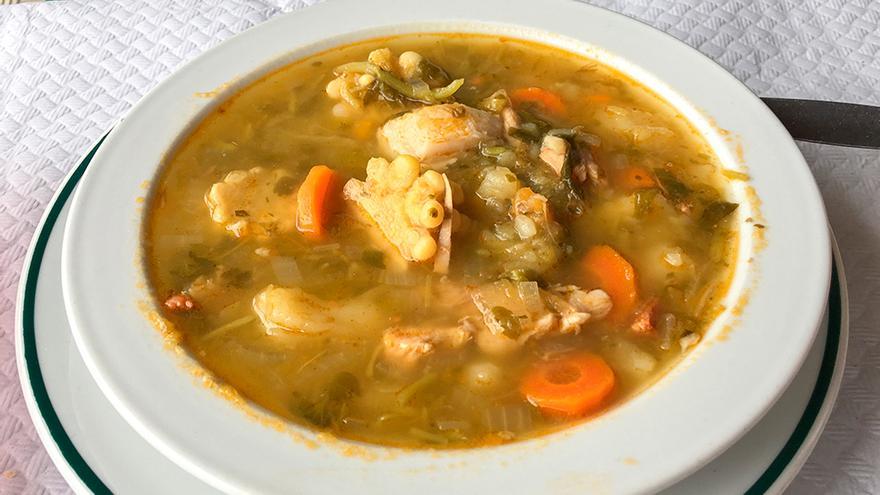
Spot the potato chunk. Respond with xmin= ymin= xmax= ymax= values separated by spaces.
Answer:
xmin=343 ymin=155 xmax=451 ymax=262
xmin=205 ymin=167 xmax=297 ymax=238
xmin=380 ymin=104 xmax=503 ymax=164
xmin=252 ymin=285 xmax=383 ymax=336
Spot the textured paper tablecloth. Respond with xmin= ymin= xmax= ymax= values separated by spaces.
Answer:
xmin=1 ymin=1 xmax=878 ymax=493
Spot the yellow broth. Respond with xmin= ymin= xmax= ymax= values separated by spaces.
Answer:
xmin=145 ymin=34 xmax=739 ymax=448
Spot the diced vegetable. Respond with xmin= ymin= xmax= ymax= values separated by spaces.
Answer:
xmin=296 ymin=165 xmax=341 ymax=238
xmin=633 ymin=189 xmax=658 ymax=217
xmin=614 ymin=166 xmax=657 ymax=192
xmin=334 ymin=61 xmax=464 ymax=104
xmin=653 ymin=169 xmax=693 ymax=213
xmin=511 ymin=87 xmax=566 ymax=116
xmin=582 ymin=245 xmax=638 ymax=322
xmin=700 ymin=201 xmax=739 ymax=228
xmin=519 ymin=353 xmax=615 ymax=417
xmin=293 ymin=371 xmax=361 ymax=428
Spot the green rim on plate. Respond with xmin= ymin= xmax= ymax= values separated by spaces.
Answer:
xmin=19 ymin=137 xmax=842 ymax=494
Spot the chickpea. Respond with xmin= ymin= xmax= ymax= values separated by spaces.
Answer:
xmin=357 ymin=73 xmax=376 ymax=87
xmin=367 ymin=48 xmax=395 ymax=72
xmin=332 ymin=102 xmax=355 ymax=119
xmin=462 ymin=361 xmax=503 ymax=394
xmin=420 ymin=199 xmax=445 ymax=228
xmin=398 ymin=51 xmax=423 ymax=79
xmin=411 ymin=235 xmax=437 ymax=261
xmin=325 ymin=77 xmax=343 ymax=99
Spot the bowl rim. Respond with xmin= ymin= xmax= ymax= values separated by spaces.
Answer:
xmin=61 ymin=0 xmax=831 ymax=493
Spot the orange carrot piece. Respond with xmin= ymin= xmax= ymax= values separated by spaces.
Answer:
xmin=613 ymin=166 xmax=657 ymax=192
xmin=296 ymin=165 xmax=340 ymax=238
xmin=582 ymin=245 xmax=638 ymax=322
xmin=510 ymin=87 xmax=566 ymax=116
xmin=520 ymin=353 xmax=616 ymax=417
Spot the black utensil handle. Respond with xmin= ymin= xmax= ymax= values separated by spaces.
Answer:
xmin=761 ymin=97 xmax=880 ymax=149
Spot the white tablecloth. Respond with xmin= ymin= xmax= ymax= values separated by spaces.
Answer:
xmin=0 ymin=1 xmax=878 ymax=493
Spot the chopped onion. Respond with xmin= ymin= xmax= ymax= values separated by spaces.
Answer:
xmin=516 ymin=281 xmax=543 ymax=314
xmin=680 ymin=332 xmax=701 ymax=351
xmin=271 ymin=257 xmax=302 ymax=285
xmin=482 ymin=404 xmax=533 ymax=433
xmin=664 ymin=247 xmax=684 ymax=267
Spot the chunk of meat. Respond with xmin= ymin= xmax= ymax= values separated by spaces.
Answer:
xmin=163 ymin=293 xmax=197 ymax=313
xmin=344 ymin=155 xmax=452 ymax=262
xmin=539 ymin=135 xmax=569 ymax=175
xmin=469 ymin=280 xmax=612 ymax=352
xmin=544 ymin=285 xmax=613 ymax=334
xmin=379 ymin=104 xmax=503 ymax=164
xmin=205 ymin=167 xmax=297 ymax=238
xmin=382 ymin=324 xmax=472 ymax=368
xmin=630 ymin=298 xmax=659 ymax=335
xmin=252 ymin=285 xmax=383 ymax=336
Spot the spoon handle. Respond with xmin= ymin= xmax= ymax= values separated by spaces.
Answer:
xmin=761 ymin=98 xmax=880 ymax=149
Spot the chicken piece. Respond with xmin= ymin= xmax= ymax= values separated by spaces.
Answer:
xmin=470 ymin=280 xmax=612 ymax=352
xmin=252 ymin=285 xmax=383 ymax=336
xmin=344 ymin=155 xmax=451 ymax=262
xmin=163 ymin=293 xmax=197 ymax=313
xmin=379 ymin=104 xmax=503 ymax=165
xmin=544 ymin=285 xmax=613 ymax=334
xmin=382 ymin=324 xmax=473 ymax=368
xmin=205 ymin=167 xmax=297 ymax=238
xmin=512 ymin=187 xmax=553 ymax=225
xmin=539 ymin=135 xmax=569 ymax=175
xmin=187 ymin=266 xmax=250 ymax=313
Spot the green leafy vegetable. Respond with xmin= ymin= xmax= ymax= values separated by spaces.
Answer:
xmin=293 ymin=371 xmax=361 ymax=428
xmin=700 ymin=201 xmax=739 ymax=228
xmin=653 ymin=169 xmax=693 ymax=212
xmin=490 ymin=306 xmax=523 ymax=338
xmin=334 ymin=62 xmax=464 ymax=104
xmin=633 ymin=189 xmax=658 ymax=217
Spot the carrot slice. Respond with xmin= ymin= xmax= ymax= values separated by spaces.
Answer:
xmin=520 ymin=353 xmax=616 ymax=417
xmin=510 ymin=87 xmax=566 ymax=116
xmin=613 ymin=166 xmax=657 ymax=192
xmin=296 ymin=165 xmax=340 ymax=238
xmin=582 ymin=245 xmax=638 ymax=322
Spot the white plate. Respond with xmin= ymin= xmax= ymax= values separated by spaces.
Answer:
xmin=18 ymin=139 xmax=847 ymax=494
xmin=59 ymin=1 xmax=832 ymax=492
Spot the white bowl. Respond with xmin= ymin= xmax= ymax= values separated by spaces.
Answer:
xmin=61 ymin=0 xmax=831 ymax=493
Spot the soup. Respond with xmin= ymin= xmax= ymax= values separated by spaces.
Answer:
xmin=145 ymin=34 xmax=740 ymax=448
